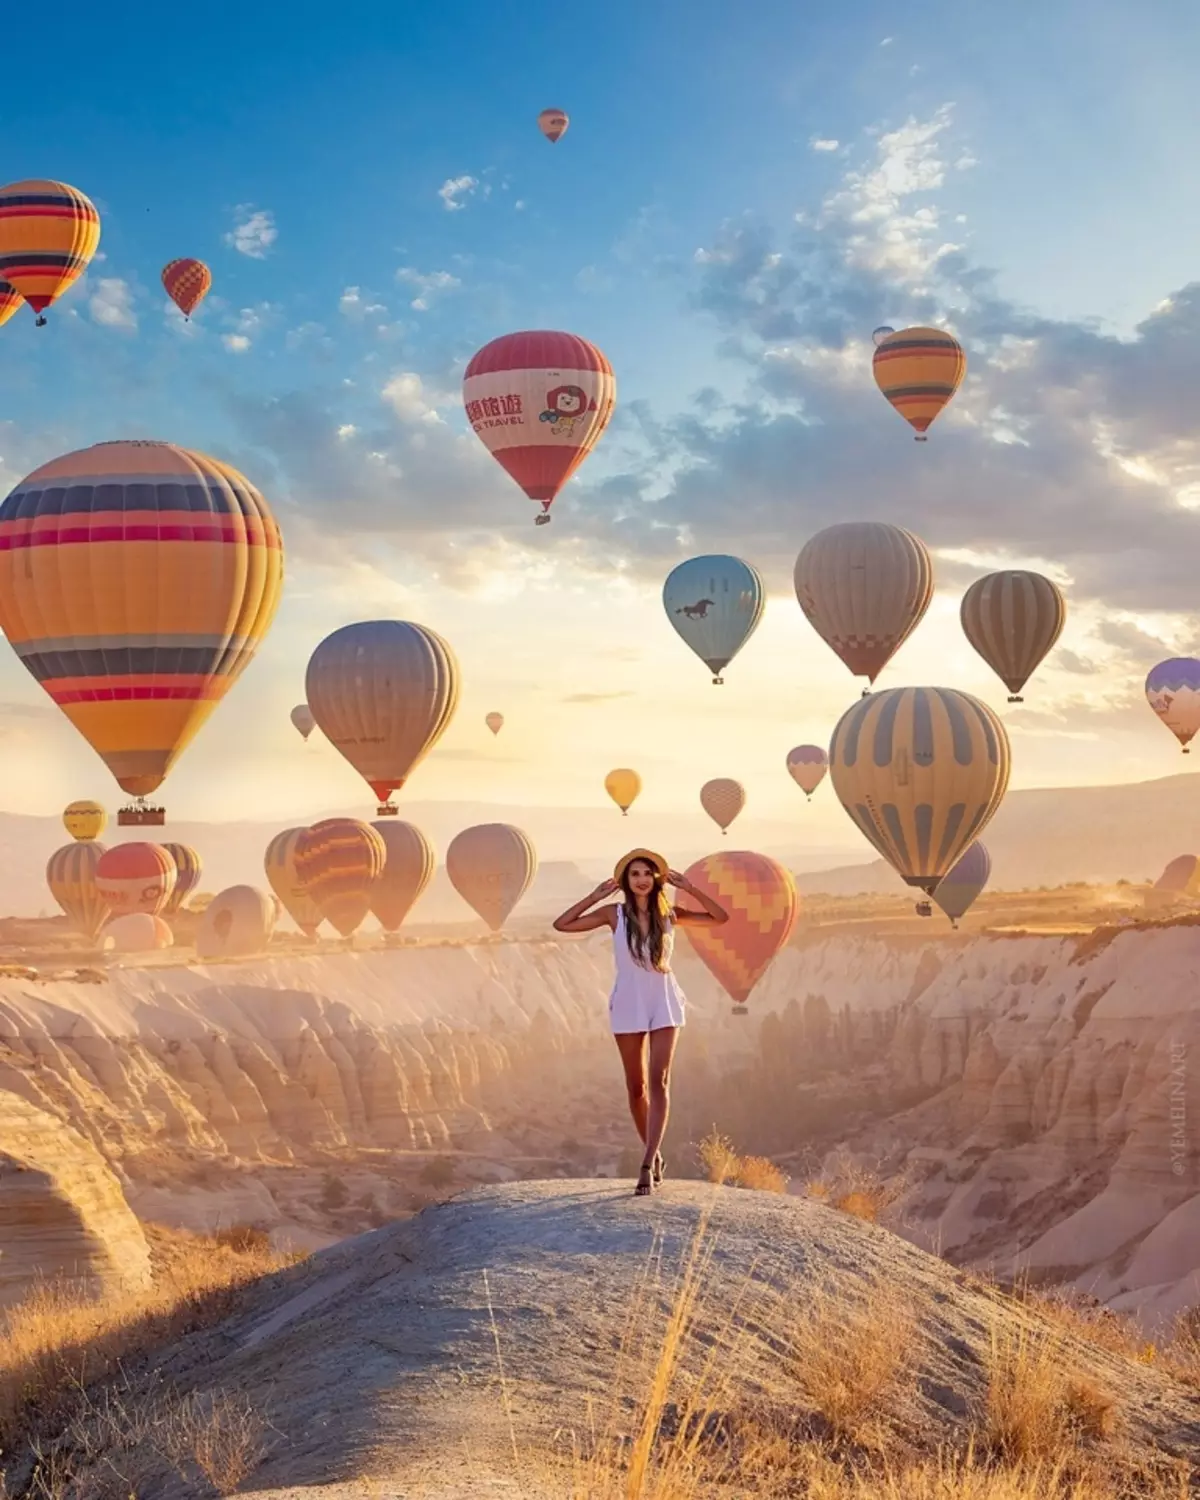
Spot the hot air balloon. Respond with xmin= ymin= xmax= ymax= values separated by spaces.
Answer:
xmin=0 ymin=280 xmax=23 ymax=329
xmin=1145 ymin=659 xmax=1200 ymax=754
xmin=794 ymin=522 xmax=933 ymax=688
xmin=102 ymin=913 xmax=173 ymax=953
xmin=872 ymin=325 xmax=966 ymax=440
xmin=960 ymin=572 xmax=1066 ymax=702
xmin=0 ymin=180 xmax=101 ymax=324
xmin=446 ymin=824 xmax=537 ymax=932
xmin=538 ymin=108 xmax=569 ymax=142
xmin=305 ymin=621 xmax=459 ymax=815
xmin=680 ymin=851 xmax=798 ymax=1015
xmin=486 ymin=712 xmax=504 ymax=736
xmin=700 ymin=778 xmax=745 ymax=835
xmin=46 ymin=842 xmax=110 ymax=940
xmin=370 ymin=821 xmax=435 ymax=934
xmin=463 ymin=331 xmax=615 ymax=524
xmin=264 ymin=828 xmax=323 ymax=937
xmin=1146 ymin=855 xmax=1200 ymax=913
xmin=63 ymin=800 xmax=107 ymax=842
xmin=605 ymin=768 xmax=641 ymax=816
xmin=95 ymin=842 xmax=177 ymax=917
xmin=786 ymin=746 xmax=828 ymax=801
xmin=0 ymin=441 xmax=283 ymax=823
xmin=662 ymin=556 xmax=765 ymax=685
xmin=161 ymin=258 xmax=211 ymax=320
xmin=871 ymin=326 xmax=895 ymax=347
xmin=829 ymin=687 xmax=1010 ymax=894
xmin=195 ymin=886 xmax=276 ymax=960
xmin=161 ymin=843 xmax=202 ymax=917
xmin=291 ymin=704 xmax=316 ymax=741
xmin=295 ymin=818 xmax=386 ymax=937
xmin=930 ymin=841 xmax=991 ymax=927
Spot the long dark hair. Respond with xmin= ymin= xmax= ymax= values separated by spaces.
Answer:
xmin=619 ymin=861 xmax=669 ymax=971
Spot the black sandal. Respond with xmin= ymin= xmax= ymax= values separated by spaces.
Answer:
xmin=653 ymin=1152 xmax=665 ymax=1186
xmin=635 ymin=1162 xmax=654 ymax=1196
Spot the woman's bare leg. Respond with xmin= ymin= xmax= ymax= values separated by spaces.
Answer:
xmin=614 ymin=1032 xmax=649 ymax=1145
xmin=643 ymin=1026 xmax=680 ymax=1173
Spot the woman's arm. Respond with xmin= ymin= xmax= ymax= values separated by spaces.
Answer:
xmin=552 ymin=879 xmax=620 ymax=934
xmin=667 ymin=870 xmax=729 ymax=925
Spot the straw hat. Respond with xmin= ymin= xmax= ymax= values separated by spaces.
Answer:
xmin=613 ymin=848 xmax=669 ymax=883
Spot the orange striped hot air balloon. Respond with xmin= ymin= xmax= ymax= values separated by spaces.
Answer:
xmin=0 ymin=441 xmax=283 ymax=820
xmin=46 ymin=842 xmax=110 ymax=940
xmin=161 ymin=258 xmax=212 ymax=319
xmin=872 ymin=326 xmax=966 ymax=440
xmin=463 ymin=331 xmax=615 ymax=524
xmin=681 ymin=851 xmax=798 ymax=1015
xmin=0 ymin=180 xmax=100 ymax=325
xmin=95 ymin=842 xmax=177 ymax=916
xmin=264 ymin=827 xmax=323 ymax=936
xmin=295 ymin=818 xmax=386 ymax=938
xmin=0 ymin=280 xmax=23 ymax=328
xmin=161 ymin=843 xmax=202 ymax=916
xmin=700 ymin=778 xmax=745 ymax=835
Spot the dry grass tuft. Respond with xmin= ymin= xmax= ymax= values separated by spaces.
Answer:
xmin=734 ymin=1156 xmax=789 ymax=1194
xmin=983 ymin=1322 xmax=1120 ymax=1463
xmin=805 ymin=1153 xmax=907 ymax=1225
xmin=696 ymin=1129 xmax=738 ymax=1186
xmin=696 ymin=1130 xmax=788 ymax=1195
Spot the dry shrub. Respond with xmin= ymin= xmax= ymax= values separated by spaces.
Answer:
xmin=1012 ymin=1282 xmax=1148 ymax=1364
xmin=983 ymin=1322 xmax=1119 ymax=1463
xmin=696 ymin=1129 xmax=738 ymax=1186
xmin=734 ymin=1156 xmax=789 ymax=1194
xmin=159 ymin=1387 xmax=271 ymax=1492
xmin=805 ymin=1153 xmax=907 ymax=1225
xmin=1161 ymin=1306 xmax=1200 ymax=1387
xmin=213 ymin=1222 xmax=273 ymax=1255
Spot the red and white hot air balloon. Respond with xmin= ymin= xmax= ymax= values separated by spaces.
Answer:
xmin=463 ymin=331 xmax=615 ymax=525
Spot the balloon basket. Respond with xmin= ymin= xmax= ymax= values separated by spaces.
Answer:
xmin=731 ymin=1005 xmax=748 ymax=1017
xmin=712 ymin=676 xmax=724 ymax=685
xmin=376 ymin=802 xmax=398 ymax=817
xmin=534 ymin=513 xmax=551 ymax=526
xmin=1007 ymin=695 xmax=1023 ymax=704
xmin=118 ymin=803 xmax=165 ymax=827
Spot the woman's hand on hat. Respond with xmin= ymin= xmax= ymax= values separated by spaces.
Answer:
xmin=592 ymin=877 xmax=619 ymax=901
xmin=666 ymin=869 xmax=690 ymax=891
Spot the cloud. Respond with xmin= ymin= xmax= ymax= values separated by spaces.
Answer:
xmin=225 ymin=206 xmax=277 ymax=259
xmin=339 ymin=286 xmax=387 ymax=321
xmin=88 ymin=278 xmax=136 ymax=330
xmin=381 ymin=372 xmax=447 ymax=425
xmin=223 ymin=334 xmax=251 ymax=353
xmin=563 ymin=691 xmax=635 ymax=704
xmin=810 ymin=138 xmax=840 ymax=152
xmin=438 ymin=175 xmax=478 ymax=212
xmin=395 ymin=266 xmax=461 ymax=311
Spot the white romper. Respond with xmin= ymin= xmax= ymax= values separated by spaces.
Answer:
xmin=609 ymin=904 xmax=687 ymax=1034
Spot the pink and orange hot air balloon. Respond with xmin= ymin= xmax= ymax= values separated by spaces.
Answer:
xmin=463 ymin=331 xmax=615 ymax=524
xmin=537 ymin=108 xmax=569 ymax=142
xmin=680 ymin=851 xmax=798 ymax=1015
xmin=161 ymin=258 xmax=212 ymax=319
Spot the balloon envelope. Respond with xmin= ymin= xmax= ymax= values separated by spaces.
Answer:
xmin=46 ymin=842 xmax=110 ymax=940
xmin=63 ymin=800 xmax=107 ymax=842
xmin=700 ymin=778 xmax=745 ymax=833
xmin=1145 ymin=659 xmax=1200 ymax=751
xmin=102 ymin=913 xmax=172 ymax=953
xmin=605 ymin=768 xmax=641 ymax=814
xmin=829 ymin=687 xmax=1010 ymax=894
xmin=794 ymin=522 xmax=933 ymax=684
xmin=295 ymin=818 xmax=386 ymax=937
xmin=538 ymin=108 xmax=569 ymax=142
xmin=786 ymin=746 xmax=828 ymax=799
xmin=195 ymin=885 xmax=276 ymax=960
xmin=930 ymin=841 xmax=991 ymax=924
xmin=161 ymin=843 xmax=202 ymax=917
xmin=872 ymin=325 xmax=966 ymax=438
xmin=161 ymin=258 xmax=211 ymax=318
xmin=960 ymin=571 xmax=1066 ymax=701
xmin=305 ymin=621 xmax=459 ymax=806
xmin=681 ymin=851 xmax=798 ymax=1009
xmin=446 ymin=823 xmax=537 ymax=932
xmin=0 ymin=441 xmax=282 ymax=798
xmin=291 ymin=704 xmax=316 ymax=740
xmin=370 ymin=821 xmax=435 ymax=933
xmin=662 ymin=556 xmax=765 ymax=683
xmin=264 ymin=828 xmax=323 ymax=936
xmin=96 ymin=842 xmax=177 ymax=916
xmin=871 ymin=326 xmax=895 ymax=347
xmin=463 ymin=331 xmax=615 ymax=520
xmin=0 ymin=180 xmax=100 ymax=318
xmin=1155 ymin=854 xmax=1200 ymax=895
xmin=486 ymin=712 xmax=504 ymax=736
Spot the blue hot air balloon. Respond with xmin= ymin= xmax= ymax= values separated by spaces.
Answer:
xmin=662 ymin=556 xmax=765 ymax=685
xmin=930 ymin=841 xmax=991 ymax=927
xmin=1146 ymin=658 xmax=1200 ymax=754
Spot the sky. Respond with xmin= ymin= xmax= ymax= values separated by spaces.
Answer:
xmin=1 ymin=0 xmax=1199 ymax=861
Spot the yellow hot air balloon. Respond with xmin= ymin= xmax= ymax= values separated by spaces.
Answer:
xmin=0 ymin=180 xmax=101 ymax=325
xmin=829 ymin=687 xmax=1010 ymax=894
xmin=446 ymin=824 xmax=537 ymax=932
xmin=0 ymin=441 xmax=283 ymax=823
xmin=63 ymin=800 xmax=107 ymax=842
xmin=305 ymin=621 xmax=459 ymax=815
xmin=264 ymin=828 xmax=323 ymax=937
xmin=794 ymin=522 xmax=933 ymax=688
xmin=605 ymin=768 xmax=641 ymax=816
xmin=960 ymin=571 xmax=1067 ymax=703
xmin=700 ymin=778 xmax=745 ymax=835
xmin=46 ymin=842 xmax=110 ymax=940
xmin=161 ymin=843 xmax=202 ymax=917
xmin=370 ymin=820 xmax=435 ymax=934
xmin=872 ymin=326 xmax=966 ymax=440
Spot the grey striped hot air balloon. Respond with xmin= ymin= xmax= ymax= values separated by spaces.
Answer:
xmin=960 ymin=571 xmax=1066 ymax=703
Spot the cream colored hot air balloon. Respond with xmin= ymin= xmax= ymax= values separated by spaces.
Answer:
xmin=370 ymin=820 xmax=435 ymax=934
xmin=305 ymin=621 xmax=460 ymax=814
xmin=960 ymin=571 xmax=1066 ymax=703
xmin=264 ymin=828 xmax=323 ymax=936
xmin=486 ymin=712 xmax=504 ymax=736
xmin=101 ymin=913 xmax=173 ymax=953
xmin=829 ymin=687 xmax=1010 ymax=894
xmin=46 ymin=842 xmax=110 ymax=940
xmin=63 ymin=800 xmax=106 ymax=841
xmin=794 ymin=522 xmax=933 ymax=688
xmin=446 ymin=824 xmax=537 ymax=932
xmin=700 ymin=778 xmax=745 ymax=835
xmin=605 ymin=768 xmax=641 ymax=816
xmin=195 ymin=886 xmax=276 ymax=960
xmin=291 ymin=704 xmax=316 ymax=741
xmin=786 ymin=746 xmax=828 ymax=801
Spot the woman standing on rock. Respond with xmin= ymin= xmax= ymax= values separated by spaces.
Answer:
xmin=553 ymin=849 xmax=729 ymax=1197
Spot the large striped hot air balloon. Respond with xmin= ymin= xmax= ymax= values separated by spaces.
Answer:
xmin=662 ymin=556 xmax=765 ymax=685
xmin=63 ymin=800 xmax=107 ymax=842
xmin=960 ymin=571 xmax=1066 ymax=702
xmin=680 ymin=851 xmax=798 ymax=1015
xmin=1145 ymin=659 xmax=1200 ymax=754
xmin=537 ymin=108 xmax=569 ymax=142
xmin=786 ymin=746 xmax=828 ymax=801
xmin=305 ymin=621 xmax=459 ymax=815
xmin=46 ymin=842 xmax=110 ymax=940
xmin=446 ymin=824 xmax=537 ymax=932
xmin=463 ymin=331 xmax=615 ymax=523
xmin=872 ymin=325 xmax=966 ymax=439
xmin=161 ymin=843 xmax=202 ymax=917
xmin=295 ymin=818 xmax=386 ymax=937
xmin=0 ymin=180 xmax=100 ymax=324
xmin=95 ymin=842 xmax=177 ymax=916
xmin=605 ymin=768 xmax=641 ymax=816
xmin=0 ymin=441 xmax=283 ymax=820
xmin=794 ymin=522 xmax=933 ymax=688
xmin=161 ymin=258 xmax=212 ymax=319
xmin=930 ymin=841 xmax=991 ymax=927
xmin=829 ymin=687 xmax=1010 ymax=894
xmin=0 ymin=280 xmax=23 ymax=329
xmin=700 ymin=778 xmax=745 ymax=835
xmin=264 ymin=828 xmax=323 ymax=936
xmin=370 ymin=821 xmax=435 ymax=934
